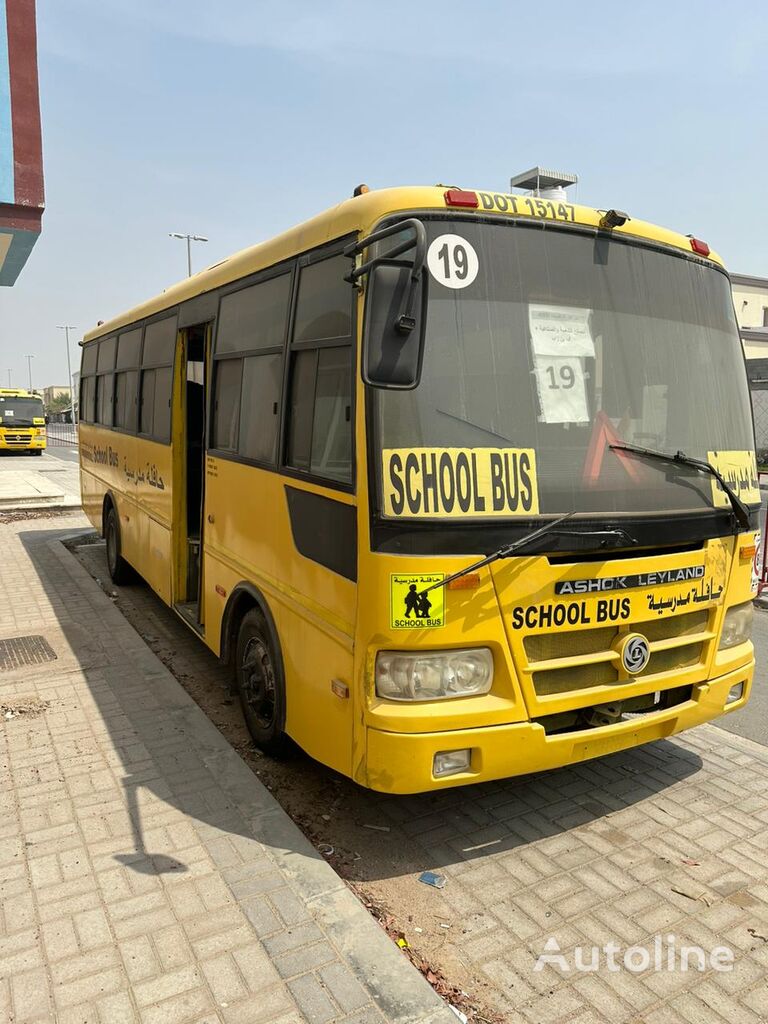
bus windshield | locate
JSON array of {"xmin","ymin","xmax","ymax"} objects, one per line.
[
  {"xmin": 0, "ymin": 396, "xmax": 44, "ymax": 427},
  {"xmin": 375, "ymin": 219, "xmax": 755, "ymax": 517}
]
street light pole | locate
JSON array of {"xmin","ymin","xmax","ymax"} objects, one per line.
[
  {"xmin": 169, "ymin": 232, "xmax": 208, "ymax": 277},
  {"xmin": 25, "ymin": 354, "xmax": 34, "ymax": 390},
  {"xmin": 57, "ymin": 325, "xmax": 77, "ymax": 424},
  {"xmin": 6, "ymin": 369, "xmax": 10, "ymax": 387}
]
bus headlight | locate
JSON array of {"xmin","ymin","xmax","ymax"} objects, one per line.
[
  {"xmin": 375, "ymin": 648, "xmax": 493, "ymax": 701},
  {"xmin": 719, "ymin": 601, "xmax": 753, "ymax": 650}
]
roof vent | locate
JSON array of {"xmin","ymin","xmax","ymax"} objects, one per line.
[{"xmin": 510, "ymin": 166, "xmax": 578, "ymax": 202}]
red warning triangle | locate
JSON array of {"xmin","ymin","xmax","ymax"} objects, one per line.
[{"xmin": 582, "ymin": 410, "xmax": 643, "ymax": 486}]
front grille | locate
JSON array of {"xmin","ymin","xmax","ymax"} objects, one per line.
[
  {"xmin": 641, "ymin": 644, "xmax": 703, "ymax": 676},
  {"xmin": 534, "ymin": 661, "xmax": 617, "ymax": 695},
  {"xmin": 523, "ymin": 609, "xmax": 712, "ymax": 699},
  {"xmin": 525, "ymin": 626, "xmax": 616, "ymax": 662},
  {"xmin": 4, "ymin": 433, "xmax": 33, "ymax": 445}
]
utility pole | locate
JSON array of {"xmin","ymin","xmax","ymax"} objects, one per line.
[
  {"xmin": 57, "ymin": 325, "xmax": 77, "ymax": 423},
  {"xmin": 6, "ymin": 369, "xmax": 10, "ymax": 387},
  {"xmin": 169, "ymin": 232, "xmax": 208, "ymax": 277},
  {"xmin": 25, "ymin": 354, "xmax": 34, "ymax": 390}
]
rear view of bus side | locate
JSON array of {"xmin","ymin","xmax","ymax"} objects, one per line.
[{"xmin": 79, "ymin": 185, "xmax": 760, "ymax": 794}]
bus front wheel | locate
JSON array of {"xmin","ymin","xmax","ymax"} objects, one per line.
[
  {"xmin": 235, "ymin": 609, "xmax": 288, "ymax": 757},
  {"xmin": 105, "ymin": 505, "xmax": 132, "ymax": 585}
]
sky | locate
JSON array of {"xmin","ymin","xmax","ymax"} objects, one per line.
[{"xmin": 1, "ymin": 0, "xmax": 767, "ymax": 390}]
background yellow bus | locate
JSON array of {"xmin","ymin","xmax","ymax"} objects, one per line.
[
  {"xmin": 79, "ymin": 185, "xmax": 759, "ymax": 793},
  {"xmin": 0, "ymin": 388, "xmax": 46, "ymax": 453}
]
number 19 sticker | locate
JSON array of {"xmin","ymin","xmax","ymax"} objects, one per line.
[{"xmin": 427, "ymin": 234, "xmax": 479, "ymax": 289}]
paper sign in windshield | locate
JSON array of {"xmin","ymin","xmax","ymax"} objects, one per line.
[
  {"xmin": 382, "ymin": 447, "xmax": 539, "ymax": 518},
  {"xmin": 533, "ymin": 356, "xmax": 590, "ymax": 424},
  {"xmin": 707, "ymin": 450, "xmax": 760, "ymax": 507},
  {"xmin": 530, "ymin": 305, "xmax": 593, "ymax": 424},
  {"xmin": 529, "ymin": 305, "xmax": 595, "ymax": 358}
]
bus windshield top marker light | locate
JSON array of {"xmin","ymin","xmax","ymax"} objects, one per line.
[
  {"xmin": 689, "ymin": 237, "xmax": 711, "ymax": 257},
  {"xmin": 599, "ymin": 209, "xmax": 629, "ymax": 229},
  {"xmin": 444, "ymin": 189, "xmax": 479, "ymax": 208}
]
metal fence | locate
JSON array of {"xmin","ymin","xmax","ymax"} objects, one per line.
[
  {"xmin": 46, "ymin": 423, "xmax": 78, "ymax": 447},
  {"xmin": 753, "ymin": 390, "xmax": 768, "ymax": 459}
]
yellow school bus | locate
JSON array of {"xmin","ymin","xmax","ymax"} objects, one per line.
[
  {"xmin": 0, "ymin": 388, "xmax": 46, "ymax": 453},
  {"xmin": 78, "ymin": 185, "xmax": 759, "ymax": 793}
]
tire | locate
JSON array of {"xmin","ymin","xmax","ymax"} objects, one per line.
[
  {"xmin": 105, "ymin": 505, "xmax": 132, "ymax": 585},
  {"xmin": 32, "ymin": 449, "xmax": 43, "ymax": 456},
  {"xmin": 235, "ymin": 608, "xmax": 289, "ymax": 757}
]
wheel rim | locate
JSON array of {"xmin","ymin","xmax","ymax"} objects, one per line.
[
  {"xmin": 241, "ymin": 636, "xmax": 276, "ymax": 730},
  {"xmin": 106, "ymin": 517, "xmax": 117, "ymax": 575}
]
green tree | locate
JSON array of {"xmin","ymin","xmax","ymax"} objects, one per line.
[{"xmin": 47, "ymin": 393, "xmax": 72, "ymax": 415}]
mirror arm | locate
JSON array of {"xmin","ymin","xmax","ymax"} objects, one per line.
[{"xmin": 344, "ymin": 219, "xmax": 427, "ymax": 334}]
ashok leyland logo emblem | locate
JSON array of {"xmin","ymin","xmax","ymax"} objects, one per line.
[{"xmin": 617, "ymin": 633, "xmax": 650, "ymax": 674}]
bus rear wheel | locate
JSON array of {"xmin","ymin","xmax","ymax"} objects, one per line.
[
  {"xmin": 235, "ymin": 609, "xmax": 288, "ymax": 757},
  {"xmin": 105, "ymin": 505, "xmax": 132, "ymax": 585}
]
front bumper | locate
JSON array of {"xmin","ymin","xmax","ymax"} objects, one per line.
[
  {"xmin": 0, "ymin": 435, "xmax": 46, "ymax": 450},
  {"xmin": 364, "ymin": 660, "xmax": 754, "ymax": 793}
]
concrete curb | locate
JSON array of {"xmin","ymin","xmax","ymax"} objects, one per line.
[
  {"xmin": 0, "ymin": 498, "xmax": 82, "ymax": 511},
  {"xmin": 53, "ymin": 532, "xmax": 456, "ymax": 1024}
]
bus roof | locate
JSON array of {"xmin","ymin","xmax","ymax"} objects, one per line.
[
  {"xmin": 82, "ymin": 185, "xmax": 725, "ymax": 344},
  {"xmin": 0, "ymin": 388, "xmax": 39, "ymax": 398}
]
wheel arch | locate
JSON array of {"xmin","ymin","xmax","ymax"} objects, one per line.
[
  {"xmin": 101, "ymin": 490, "xmax": 119, "ymax": 537},
  {"xmin": 220, "ymin": 583, "xmax": 283, "ymax": 674}
]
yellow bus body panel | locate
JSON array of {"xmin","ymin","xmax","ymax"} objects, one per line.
[
  {"xmin": 80, "ymin": 426, "xmax": 174, "ymax": 604},
  {"xmin": 202, "ymin": 457, "xmax": 357, "ymax": 777}
]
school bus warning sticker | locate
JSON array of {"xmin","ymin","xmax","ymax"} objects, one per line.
[
  {"xmin": 382, "ymin": 447, "xmax": 539, "ymax": 519},
  {"xmin": 391, "ymin": 574, "xmax": 445, "ymax": 629},
  {"xmin": 707, "ymin": 450, "xmax": 760, "ymax": 507}
]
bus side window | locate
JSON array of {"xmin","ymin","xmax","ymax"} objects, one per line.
[
  {"xmin": 214, "ymin": 272, "xmax": 291, "ymax": 465},
  {"xmin": 139, "ymin": 366, "xmax": 172, "ymax": 443},
  {"xmin": 114, "ymin": 327, "xmax": 142, "ymax": 432},
  {"xmin": 140, "ymin": 369, "xmax": 157, "ymax": 436},
  {"xmin": 114, "ymin": 371, "xmax": 138, "ymax": 431},
  {"xmin": 80, "ymin": 376, "xmax": 96, "ymax": 423},
  {"xmin": 211, "ymin": 358, "xmax": 242, "ymax": 452},
  {"xmin": 95, "ymin": 336, "xmax": 117, "ymax": 427},
  {"xmin": 285, "ymin": 253, "xmax": 354, "ymax": 484},
  {"xmin": 140, "ymin": 316, "xmax": 177, "ymax": 443},
  {"xmin": 97, "ymin": 374, "xmax": 115, "ymax": 427},
  {"xmin": 239, "ymin": 353, "xmax": 282, "ymax": 463}
]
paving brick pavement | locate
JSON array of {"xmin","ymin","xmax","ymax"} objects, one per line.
[
  {"xmin": 0, "ymin": 454, "xmax": 81, "ymax": 510},
  {"xmin": 0, "ymin": 516, "xmax": 456, "ymax": 1024}
]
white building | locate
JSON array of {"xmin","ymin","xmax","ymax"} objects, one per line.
[{"xmin": 732, "ymin": 273, "xmax": 768, "ymax": 458}]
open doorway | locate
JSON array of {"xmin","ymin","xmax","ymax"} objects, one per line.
[{"xmin": 178, "ymin": 324, "xmax": 207, "ymax": 624}]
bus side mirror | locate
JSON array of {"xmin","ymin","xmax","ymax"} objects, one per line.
[
  {"xmin": 362, "ymin": 263, "xmax": 428, "ymax": 390},
  {"xmin": 345, "ymin": 217, "xmax": 428, "ymax": 391}
]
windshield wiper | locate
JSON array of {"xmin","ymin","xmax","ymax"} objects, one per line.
[
  {"xmin": 421, "ymin": 515, "xmax": 641, "ymax": 597},
  {"xmin": 609, "ymin": 442, "xmax": 751, "ymax": 533},
  {"xmin": 422, "ymin": 511, "xmax": 577, "ymax": 596}
]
